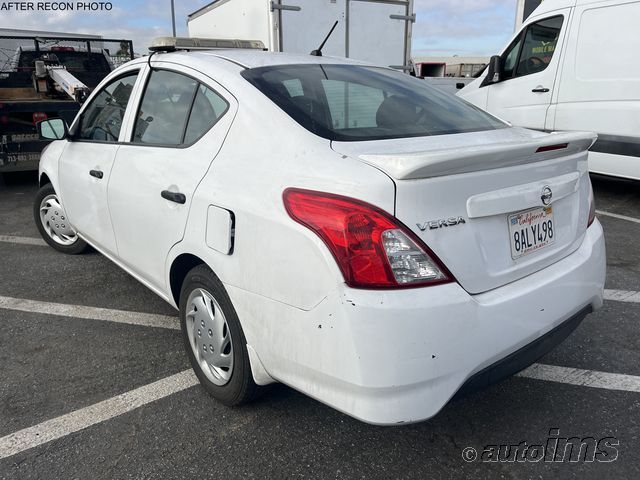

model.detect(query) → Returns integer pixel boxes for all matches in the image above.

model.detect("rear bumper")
[230,220,606,425]
[453,305,591,400]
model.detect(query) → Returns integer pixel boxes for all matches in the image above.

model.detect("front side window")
[77,72,138,142]
[242,64,505,141]
[515,16,563,76]
[501,16,564,80]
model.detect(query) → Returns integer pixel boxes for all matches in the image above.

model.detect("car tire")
[180,264,260,406]
[33,183,89,255]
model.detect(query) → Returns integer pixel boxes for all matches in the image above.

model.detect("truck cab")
[458,0,640,181]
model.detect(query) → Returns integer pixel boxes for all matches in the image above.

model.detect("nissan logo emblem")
[541,186,553,206]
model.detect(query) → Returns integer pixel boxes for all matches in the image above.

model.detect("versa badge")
[417,216,466,231]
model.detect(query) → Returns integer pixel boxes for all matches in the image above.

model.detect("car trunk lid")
[332,127,596,294]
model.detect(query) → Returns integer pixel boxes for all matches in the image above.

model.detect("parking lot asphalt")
[0,172,639,479]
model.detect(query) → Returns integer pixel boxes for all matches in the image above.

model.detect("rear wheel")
[180,265,259,406]
[33,183,89,254]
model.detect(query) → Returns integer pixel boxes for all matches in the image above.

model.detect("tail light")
[588,180,596,227]
[32,112,47,125]
[283,188,453,289]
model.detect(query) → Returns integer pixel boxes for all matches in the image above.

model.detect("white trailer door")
[347,0,410,69]
[278,0,346,57]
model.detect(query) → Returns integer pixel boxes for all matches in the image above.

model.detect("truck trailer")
[187,0,415,71]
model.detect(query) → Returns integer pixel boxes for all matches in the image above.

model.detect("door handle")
[161,190,186,204]
[89,169,103,179]
[531,86,550,93]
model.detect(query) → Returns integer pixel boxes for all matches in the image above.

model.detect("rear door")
[107,63,236,290]
[485,12,569,130]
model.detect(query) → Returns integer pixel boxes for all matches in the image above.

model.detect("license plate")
[508,206,555,259]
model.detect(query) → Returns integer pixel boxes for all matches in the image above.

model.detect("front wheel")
[180,265,260,406]
[33,183,89,254]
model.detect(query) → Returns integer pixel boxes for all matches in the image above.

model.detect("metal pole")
[171,0,176,37]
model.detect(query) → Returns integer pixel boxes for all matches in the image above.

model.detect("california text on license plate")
[508,206,555,259]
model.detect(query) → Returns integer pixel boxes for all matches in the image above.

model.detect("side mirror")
[38,118,69,140]
[481,55,502,87]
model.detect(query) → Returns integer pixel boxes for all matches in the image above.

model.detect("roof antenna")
[310,21,338,57]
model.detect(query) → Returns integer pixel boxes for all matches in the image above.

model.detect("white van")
[458,0,640,181]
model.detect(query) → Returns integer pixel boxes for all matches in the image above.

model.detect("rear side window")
[133,70,229,146]
[183,85,229,144]
[133,70,198,145]
[242,64,505,141]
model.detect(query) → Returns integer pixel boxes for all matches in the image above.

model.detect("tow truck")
[0,35,134,173]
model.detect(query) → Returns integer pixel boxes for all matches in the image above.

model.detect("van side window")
[502,37,524,78]
[515,16,563,77]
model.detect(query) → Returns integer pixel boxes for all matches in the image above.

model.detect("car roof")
[137,49,368,70]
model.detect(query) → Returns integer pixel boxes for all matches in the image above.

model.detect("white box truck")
[458,0,640,181]
[187,0,415,71]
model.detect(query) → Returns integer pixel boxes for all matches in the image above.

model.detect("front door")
[58,69,141,254]
[107,65,236,289]
[486,12,569,130]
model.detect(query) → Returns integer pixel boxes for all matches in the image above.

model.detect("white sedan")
[34,48,606,425]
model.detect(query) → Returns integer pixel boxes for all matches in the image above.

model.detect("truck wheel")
[34,183,89,254]
[180,265,260,406]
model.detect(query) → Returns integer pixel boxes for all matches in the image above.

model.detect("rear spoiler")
[357,130,597,180]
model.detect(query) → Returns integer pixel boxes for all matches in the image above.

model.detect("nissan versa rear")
[35,50,606,425]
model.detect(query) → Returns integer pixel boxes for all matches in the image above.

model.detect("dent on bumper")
[232,221,606,425]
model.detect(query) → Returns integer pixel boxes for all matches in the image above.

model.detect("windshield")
[242,64,506,141]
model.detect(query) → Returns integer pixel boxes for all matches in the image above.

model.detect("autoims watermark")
[462,428,619,463]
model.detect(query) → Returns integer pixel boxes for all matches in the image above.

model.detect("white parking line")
[0,295,179,330]
[604,289,640,303]
[596,210,640,225]
[518,363,640,393]
[0,369,198,459]
[0,292,637,459]
[1,361,639,459]
[0,235,46,247]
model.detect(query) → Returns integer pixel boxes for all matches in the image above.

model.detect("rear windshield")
[242,64,506,141]
[17,51,111,73]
